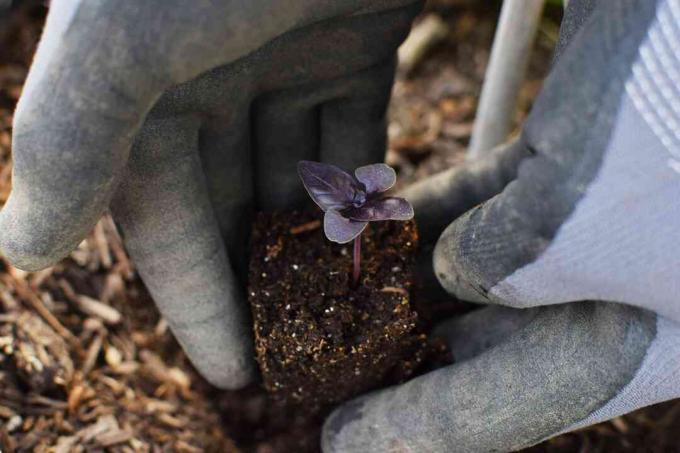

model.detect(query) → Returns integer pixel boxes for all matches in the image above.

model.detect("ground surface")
[0,1,679,452]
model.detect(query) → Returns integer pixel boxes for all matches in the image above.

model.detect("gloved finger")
[314,1,421,169]
[200,107,254,282]
[400,138,528,246]
[254,88,321,211]
[151,60,256,282]
[433,305,539,362]
[0,0,165,271]
[110,116,254,390]
[253,59,399,211]
[397,140,526,302]
[323,301,657,452]
[319,60,396,171]
[431,172,561,305]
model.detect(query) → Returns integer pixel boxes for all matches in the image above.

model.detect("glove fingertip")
[322,398,368,452]
[204,353,255,390]
[0,203,68,271]
[433,208,492,304]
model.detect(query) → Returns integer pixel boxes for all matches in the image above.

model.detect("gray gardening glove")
[0,0,422,389]
[323,0,680,451]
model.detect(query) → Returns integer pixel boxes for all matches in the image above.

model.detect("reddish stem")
[352,233,362,287]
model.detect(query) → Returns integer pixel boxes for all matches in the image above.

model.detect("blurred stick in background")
[398,14,450,76]
[468,0,545,159]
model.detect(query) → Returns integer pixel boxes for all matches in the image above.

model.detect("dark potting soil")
[248,210,428,413]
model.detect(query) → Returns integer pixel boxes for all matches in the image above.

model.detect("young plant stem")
[352,233,362,287]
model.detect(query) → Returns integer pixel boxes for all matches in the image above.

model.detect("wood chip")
[6,415,22,432]
[76,295,121,325]
[81,331,104,376]
[28,267,54,289]
[175,440,203,453]
[67,383,86,414]
[96,428,132,447]
[100,273,124,304]
[611,416,629,434]
[59,279,121,325]
[7,276,77,347]
[289,220,321,235]
[398,14,449,74]
[110,361,139,375]
[78,414,117,442]
[102,215,134,279]
[7,266,27,281]
[380,286,409,296]
[157,413,185,429]
[95,374,125,394]
[27,395,68,410]
[93,220,113,269]
[154,318,168,337]
[0,286,19,311]
[105,344,123,368]
[144,399,177,414]
[53,435,79,453]
[139,350,190,389]
[0,405,17,419]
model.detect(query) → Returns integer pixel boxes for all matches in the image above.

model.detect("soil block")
[248,211,427,412]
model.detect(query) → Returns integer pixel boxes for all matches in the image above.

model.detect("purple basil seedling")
[298,160,414,287]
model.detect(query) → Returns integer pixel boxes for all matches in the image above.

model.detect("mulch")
[0,1,678,452]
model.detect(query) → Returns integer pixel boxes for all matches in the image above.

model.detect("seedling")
[298,161,414,286]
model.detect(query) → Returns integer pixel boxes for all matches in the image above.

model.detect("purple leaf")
[324,210,368,244]
[344,197,414,222]
[355,163,396,194]
[298,161,361,211]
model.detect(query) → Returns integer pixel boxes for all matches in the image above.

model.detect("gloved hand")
[323,0,680,451]
[0,0,422,389]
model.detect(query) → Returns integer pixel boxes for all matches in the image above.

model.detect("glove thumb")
[0,0,167,270]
